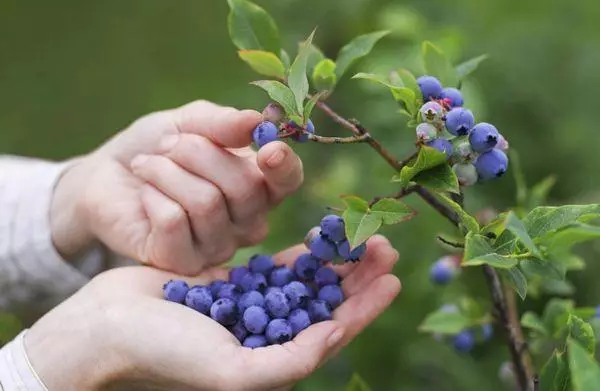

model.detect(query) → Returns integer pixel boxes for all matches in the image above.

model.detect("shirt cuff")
[0,330,48,391]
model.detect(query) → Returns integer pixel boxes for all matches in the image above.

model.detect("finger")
[139,185,200,275]
[174,100,262,148]
[257,141,304,205]
[131,154,237,264]
[156,132,268,224]
[235,321,345,388]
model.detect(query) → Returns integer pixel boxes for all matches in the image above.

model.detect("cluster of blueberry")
[415,76,509,186]
[436,305,494,353]
[252,103,315,148]
[162,215,364,349]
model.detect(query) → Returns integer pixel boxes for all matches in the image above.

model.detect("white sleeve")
[0,330,47,391]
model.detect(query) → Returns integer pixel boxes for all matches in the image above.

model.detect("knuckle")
[156,204,187,233]
[243,220,269,245]
[189,187,223,216]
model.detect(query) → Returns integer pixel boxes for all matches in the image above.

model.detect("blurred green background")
[2,1,600,390]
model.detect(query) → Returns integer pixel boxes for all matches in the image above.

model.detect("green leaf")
[462,253,518,269]
[504,211,542,258]
[344,373,373,391]
[544,299,575,336]
[342,208,382,251]
[371,198,415,225]
[540,351,570,391]
[568,338,600,391]
[0,313,22,344]
[288,29,316,114]
[437,193,480,234]
[335,31,390,79]
[421,41,459,87]
[501,267,528,299]
[412,164,460,194]
[227,0,280,54]
[455,54,489,81]
[352,73,417,114]
[524,204,600,238]
[538,223,600,253]
[312,59,337,91]
[250,80,298,116]
[463,233,516,268]
[396,68,423,101]
[521,312,549,335]
[568,315,595,355]
[572,307,597,320]
[394,146,448,188]
[303,92,325,124]
[419,309,472,335]
[520,258,564,280]
[341,195,369,213]
[280,49,291,70]
[238,50,285,79]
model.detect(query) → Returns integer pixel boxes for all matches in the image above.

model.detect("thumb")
[174,100,262,148]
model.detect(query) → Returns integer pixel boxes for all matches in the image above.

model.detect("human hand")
[50,100,304,274]
[26,236,400,391]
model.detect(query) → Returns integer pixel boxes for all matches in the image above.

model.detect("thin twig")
[436,235,465,248]
[308,133,370,144]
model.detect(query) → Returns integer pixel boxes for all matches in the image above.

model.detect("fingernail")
[131,154,149,169]
[327,328,344,348]
[266,148,286,168]
[158,134,179,152]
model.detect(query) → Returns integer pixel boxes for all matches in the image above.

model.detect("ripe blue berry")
[419,101,444,123]
[416,123,438,143]
[229,320,248,343]
[475,149,509,181]
[229,266,249,286]
[265,286,283,296]
[253,121,278,148]
[269,266,296,287]
[305,285,316,300]
[265,319,293,345]
[426,138,453,159]
[240,272,268,293]
[308,300,333,323]
[469,123,500,152]
[294,253,320,281]
[288,309,311,336]
[210,298,238,326]
[482,324,494,341]
[320,214,346,242]
[209,280,226,299]
[218,283,243,301]
[163,280,189,304]
[441,87,464,107]
[430,257,458,285]
[314,267,339,287]
[445,108,475,136]
[243,334,268,349]
[243,306,270,334]
[349,242,367,262]
[318,285,344,310]
[309,234,338,261]
[249,254,275,276]
[238,291,265,313]
[453,330,476,353]
[185,285,213,315]
[290,119,315,143]
[417,75,443,101]
[282,281,310,309]
[453,163,478,187]
[336,240,351,260]
[265,289,291,318]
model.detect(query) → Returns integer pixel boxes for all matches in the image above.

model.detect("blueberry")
[308,300,333,323]
[218,283,243,301]
[229,266,249,286]
[163,280,189,304]
[243,306,270,334]
[265,289,291,318]
[238,291,265,313]
[426,138,453,159]
[445,108,475,136]
[320,215,346,242]
[210,298,238,326]
[419,101,444,123]
[269,266,296,287]
[290,119,315,143]
[283,281,310,309]
[349,242,367,262]
[475,149,509,181]
[243,334,268,349]
[184,285,213,315]
[288,308,312,336]
[416,123,438,143]
[248,254,275,276]
[265,319,293,345]
[417,75,443,102]
[318,285,344,309]
[314,267,339,288]
[294,253,320,281]
[229,320,249,343]
[441,87,464,107]
[265,286,283,296]
[336,240,351,260]
[309,234,338,261]
[482,324,494,341]
[452,139,476,163]
[596,305,600,318]
[240,272,268,293]
[253,121,278,148]
[430,257,458,285]
[262,103,284,124]
[454,330,476,353]
[469,123,499,152]
[453,163,478,187]
[304,226,321,248]
[209,280,227,299]
[305,285,316,300]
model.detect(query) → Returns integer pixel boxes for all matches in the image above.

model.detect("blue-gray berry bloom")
[210,298,238,326]
[253,121,278,148]
[314,267,339,287]
[475,149,509,181]
[445,108,475,136]
[469,123,500,152]
[243,334,268,349]
[265,319,293,344]
[243,305,270,334]
[163,280,189,304]
[308,300,333,323]
[426,138,453,159]
[288,308,312,336]
[282,281,310,309]
[294,253,320,281]
[185,285,213,315]
[309,234,338,261]
[238,291,265,313]
[265,289,291,318]
[249,254,275,276]
[417,75,443,101]
[269,266,296,287]
[419,101,444,123]
[320,214,346,242]
[441,87,464,107]
[318,284,344,309]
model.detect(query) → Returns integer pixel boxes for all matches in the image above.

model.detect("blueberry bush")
[198,1,600,390]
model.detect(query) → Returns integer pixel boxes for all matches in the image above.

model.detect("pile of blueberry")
[416,75,509,186]
[252,103,315,148]
[435,304,494,353]
[162,214,365,349]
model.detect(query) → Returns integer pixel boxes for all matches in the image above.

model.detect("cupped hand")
[26,236,401,391]
[51,100,304,274]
